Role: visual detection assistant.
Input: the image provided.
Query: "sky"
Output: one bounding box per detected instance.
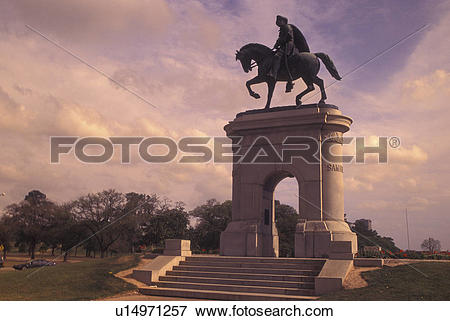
[0,0,449,250]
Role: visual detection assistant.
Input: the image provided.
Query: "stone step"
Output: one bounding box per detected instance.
[139,287,318,301]
[173,265,320,276]
[185,256,326,265]
[159,275,314,289]
[153,281,315,296]
[166,270,315,283]
[179,261,323,270]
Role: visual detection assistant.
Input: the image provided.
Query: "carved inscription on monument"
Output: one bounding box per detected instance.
[325,163,344,173]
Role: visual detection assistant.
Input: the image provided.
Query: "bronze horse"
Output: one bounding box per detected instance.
[235,43,342,108]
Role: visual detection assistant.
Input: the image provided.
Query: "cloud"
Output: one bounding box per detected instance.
[0,164,26,182]
[0,1,449,251]
[345,177,373,192]
[339,9,450,250]
[401,69,450,108]
[9,0,174,44]
[184,2,222,49]
[0,86,31,133]
[356,196,434,212]
[389,145,428,165]
[0,85,114,137]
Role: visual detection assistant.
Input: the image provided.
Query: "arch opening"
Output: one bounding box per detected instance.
[262,171,300,257]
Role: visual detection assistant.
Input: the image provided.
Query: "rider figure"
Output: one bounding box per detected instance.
[268,15,310,93]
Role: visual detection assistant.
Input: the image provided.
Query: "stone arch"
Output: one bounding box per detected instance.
[220,106,357,258]
[263,170,295,193]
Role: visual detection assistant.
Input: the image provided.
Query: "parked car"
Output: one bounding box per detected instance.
[13,263,27,270]
[13,259,56,270]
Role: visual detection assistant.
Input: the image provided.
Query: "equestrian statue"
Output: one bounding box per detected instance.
[235,15,342,109]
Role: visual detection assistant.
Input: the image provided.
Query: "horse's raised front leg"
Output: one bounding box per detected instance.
[246,76,264,99]
[265,79,276,109]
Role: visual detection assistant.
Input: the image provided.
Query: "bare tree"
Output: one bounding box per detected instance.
[71,190,127,258]
[49,203,88,262]
[142,202,189,247]
[421,237,441,253]
[5,190,56,259]
[122,192,160,253]
[0,216,11,260]
[189,199,231,252]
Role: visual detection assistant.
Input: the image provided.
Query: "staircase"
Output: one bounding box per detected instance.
[139,256,325,300]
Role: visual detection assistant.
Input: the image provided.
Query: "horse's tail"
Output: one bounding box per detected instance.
[315,52,342,80]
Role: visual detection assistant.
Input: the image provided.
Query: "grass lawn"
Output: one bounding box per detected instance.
[0,255,140,300]
[321,262,450,300]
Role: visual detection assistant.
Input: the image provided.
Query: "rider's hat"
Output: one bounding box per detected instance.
[276,15,288,24]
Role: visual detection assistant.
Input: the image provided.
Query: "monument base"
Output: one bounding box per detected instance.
[295,220,357,258]
[220,221,279,257]
[220,105,357,258]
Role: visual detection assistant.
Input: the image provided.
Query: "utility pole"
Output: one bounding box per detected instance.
[405,208,410,251]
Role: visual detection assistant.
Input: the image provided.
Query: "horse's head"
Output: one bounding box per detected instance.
[235,49,252,73]
[235,44,272,74]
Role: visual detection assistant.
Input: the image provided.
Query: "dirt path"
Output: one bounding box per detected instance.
[343,267,379,289]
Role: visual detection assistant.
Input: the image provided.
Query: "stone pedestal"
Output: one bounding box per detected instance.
[295,220,357,258]
[163,239,192,256]
[220,104,357,258]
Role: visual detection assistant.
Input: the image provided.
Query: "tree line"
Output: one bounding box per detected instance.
[352,219,400,254]
[0,189,300,260]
